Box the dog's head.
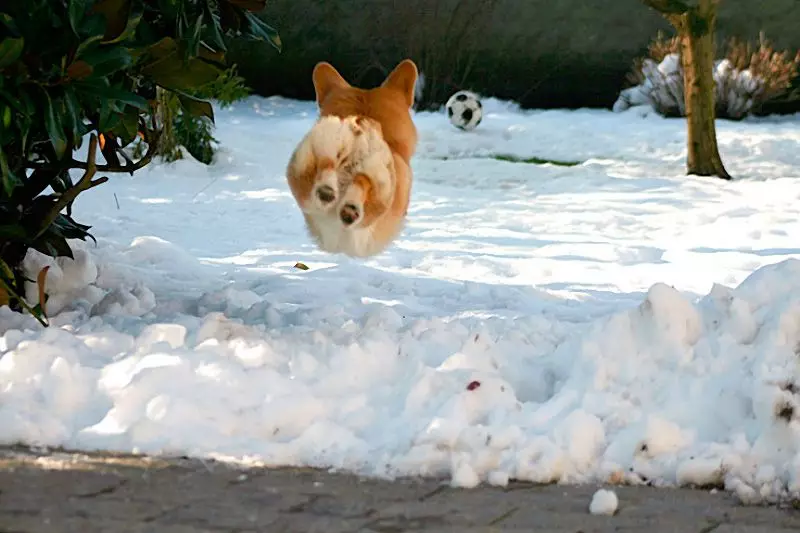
[311,60,418,162]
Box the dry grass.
[725,33,800,102]
[627,32,680,87]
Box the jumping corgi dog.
[285,59,419,258]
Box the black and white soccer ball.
[445,90,483,131]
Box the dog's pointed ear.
[312,62,350,104]
[381,59,418,108]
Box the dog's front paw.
[337,173,366,226]
[315,184,336,204]
[306,162,340,213]
[339,202,360,226]
[337,172,382,228]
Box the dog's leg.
[338,173,370,226]
[337,163,395,227]
[287,154,341,214]
[286,140,319,210]
[336,119,396,227]
[287,116,357,214]
[308,157,340,212]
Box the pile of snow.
[21,241,156,319]
[1,95,799,505]
[614,53,766,119]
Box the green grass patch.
[432,154,583,167]
[489,154,582,167]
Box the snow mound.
[1,95,799,506]
[91,285,156,317]
[1,258,800,503]
[22,242,104,316]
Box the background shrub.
[617,32,799,119]
[137,66,251,164]
[0,0,280,323]
[227,0,800,111]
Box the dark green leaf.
[0,90,20,113]
[50,170,73,195]
[142,50,223,92]
[186,12,204,58]
[204,9,227,52]
[80,14,108,40]
[197,44,226,68]
[92,0,133,41]
[0,37,24,70]
[142,36,178,59]
[74,79,149,110]
[52,213,95,242]
[218,1,242,33]
[75,34,106,58]
[102,11,142,45]
[0,224,27,241]
[156,0,181,19]
[34,236,75,259]
[0,104,11,145]
[62,87,83,144]
[77,46,132,77]
[16,168,59,204]
[225,0,267,12]
[0,147,21,196]
[64,87,80,141]
[0,13,20,36]
[98,99,122,133]
[111,106,139,146]
[242,12,281,52]
[68,0,92,35]
[19,90,35,116]
[176,91,215,123]
[42,91,68,159]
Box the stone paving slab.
[0,447,798,532]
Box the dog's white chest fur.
[307,214,379,258]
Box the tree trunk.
[676,1,731,179]
[642,0,732,180]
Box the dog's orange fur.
[285,59,418,257]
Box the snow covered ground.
[2,96,800,503]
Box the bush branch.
[25,132,159,175]
[34,134,108,241]
[641,0,691,14]
[0,270,48,327]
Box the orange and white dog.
[285,59,419,257]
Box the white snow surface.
[2,97,800,503]
[589,488,619,515]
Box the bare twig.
[34,133,109,241]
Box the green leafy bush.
[0,0,280,324]
[143,65,251,164]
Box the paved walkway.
[0,447,798,532]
